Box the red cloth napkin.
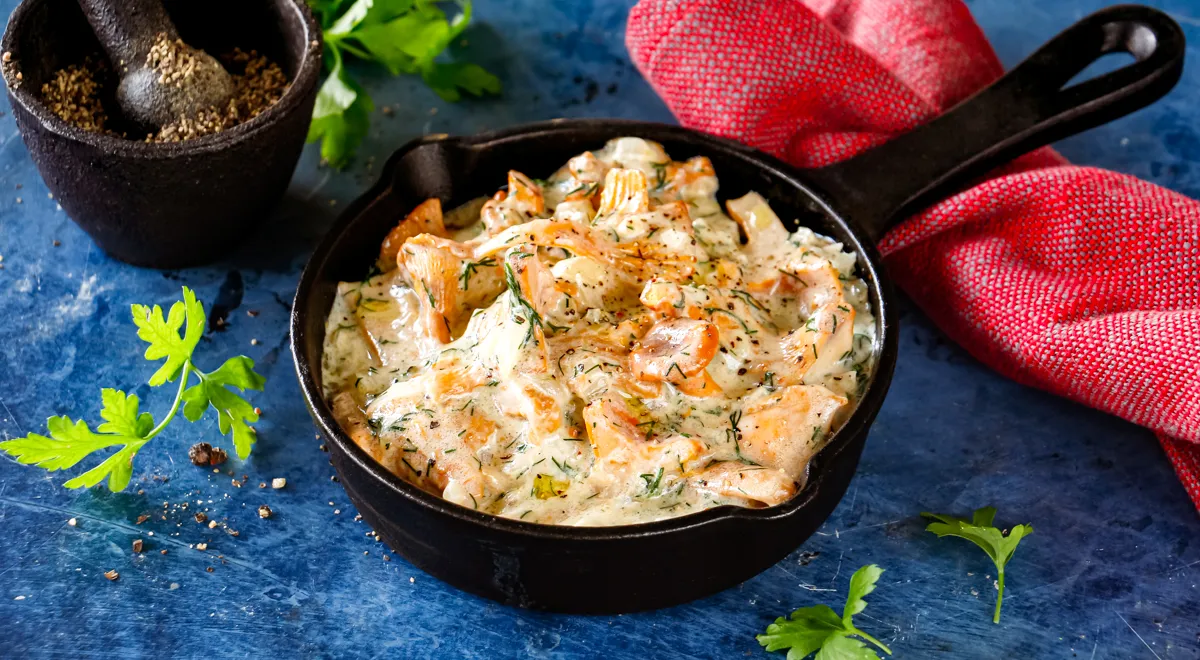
[626,0,1200,510]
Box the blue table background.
[2,1,1199,658]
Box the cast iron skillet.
[291,5,1183,613]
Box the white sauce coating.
[322,138,876,526]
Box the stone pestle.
[75,0,234,129]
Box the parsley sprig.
[0,287,265,491]
[922,506,1033,623]
[307,0,502,167]
[758,564,892,659]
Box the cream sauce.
[322,138,876,526]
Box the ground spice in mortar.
[39,43,288,143]
[146,32,224,89]
[40,57,110,134]
[151,36,289,142]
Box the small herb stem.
[854,628,892,656]
[145,359,191,439]
[334,40,375,63]
[994,568,1005,624]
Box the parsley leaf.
[0,416,136,472]
[131,286,204,386]
[423,61,502,102]
[307,47,374,168]
[98,388,154,438]
[757,564,892,659]
[922,506,1033,623]
[307,0,501,166]
[0,287,266,490]
[181,356,266,459]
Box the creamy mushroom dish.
[322,138,876,526]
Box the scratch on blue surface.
[0,396,23,434]
[0,494,311,596]
[1116,610,1163,660]
[1166,9,1200,27]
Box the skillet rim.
[290,118,898,542]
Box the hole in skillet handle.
[805,4,1185,241]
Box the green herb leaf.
[819,635,879,660]
[922,507,1033,623]
[308,0,356,25]
[503,261,548,344]
[182,356,266,459]
[97,388,154,438]
[352,5,451,73]
[843,563,883,621]
[307,48,374,167]
[532,473,568,500]
[62,444,141,491]
[307,0,500,166]
[422,61,502,102]
[324,0,374,37]
[757,564,892,659]
[0,288,265,491]
[131,286,204,386]
[0,416,128,472]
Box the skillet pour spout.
[291,5,1182,613]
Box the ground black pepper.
[39,41,289,143]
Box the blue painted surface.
[1,0,1198,657]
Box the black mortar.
[1,0,321,268]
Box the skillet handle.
[805,4,1184,241]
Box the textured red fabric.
[627,0,1200,510]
